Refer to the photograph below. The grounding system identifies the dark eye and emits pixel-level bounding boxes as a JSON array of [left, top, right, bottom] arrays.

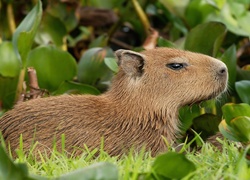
[[166, 63, 186, 70]]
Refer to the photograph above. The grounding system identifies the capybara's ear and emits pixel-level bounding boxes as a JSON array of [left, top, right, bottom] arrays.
[[115, 49, 145, 77]]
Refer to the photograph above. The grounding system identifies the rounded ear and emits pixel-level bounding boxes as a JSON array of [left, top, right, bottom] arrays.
[[115, 49, 145, 77]]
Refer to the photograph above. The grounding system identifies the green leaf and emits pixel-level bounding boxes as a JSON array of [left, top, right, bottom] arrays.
[[0, 76, 19, 109], [77, 47, 114, 90], [158, 0, 189, 18], [185, 0, 215, 27], [27, 45, 77, 92], [0, 42, 20, 109], [47, 1, 78, 32], [230, 116, 250, 142], [192, 114, 221, 139], [222, 103, 250, 125], [56, 162, 118, 180], [235, 80, 250, 104], [0, 145, 34, 180], [184, 22, 226, 56], [219, 119, 239, 141], [152, 152, 196, 179], [214, 1, 250, 37], [53, 81, 100, 95], [12, 0, 42, 67], [104, 57, 119, 73], [157, 37, 176, 48], [0, 42, 20, 77], [237, 67, 250, 80], [220, 45, 237, 89], [179, 105, 201, 132], [237, 12, 250, 34], [35, 12, 67, 47]]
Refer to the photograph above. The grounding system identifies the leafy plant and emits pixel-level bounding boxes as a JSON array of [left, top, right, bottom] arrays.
[[77, 47, 115, 91], [27, 45, 77, 92], [0, 145, 118, 180], [235, 80, 250, 104], [0, 42, 20, 109], [150, 152, 196, 179], [219, 103, 250, 143]]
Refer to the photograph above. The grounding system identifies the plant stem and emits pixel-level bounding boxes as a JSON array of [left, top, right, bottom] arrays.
[[15, 68, 26, 103], [131, 0, 151, 35], [7, 3, 16, 35]]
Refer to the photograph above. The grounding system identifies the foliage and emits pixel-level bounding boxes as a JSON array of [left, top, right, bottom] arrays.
[[0, 144, 118, 180], [1, 140, 250, 180], [219, 103, 250, 143], [77, 47, 114, 91], [150, 152, 196, 179], [27, 45, 77, 92], [0, 42, 20, 109]]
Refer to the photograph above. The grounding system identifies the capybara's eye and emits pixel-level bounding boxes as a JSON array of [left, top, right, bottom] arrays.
[[166, 63, 186, 70]]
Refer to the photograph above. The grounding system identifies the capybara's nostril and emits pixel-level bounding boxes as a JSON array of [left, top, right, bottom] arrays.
[[218, 67, 227, 76]]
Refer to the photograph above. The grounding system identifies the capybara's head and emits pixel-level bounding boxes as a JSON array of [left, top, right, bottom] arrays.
[[114, 48, 228, 109]]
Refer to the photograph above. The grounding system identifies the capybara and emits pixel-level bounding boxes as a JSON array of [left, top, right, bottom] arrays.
[[0, 48, 228, 157]]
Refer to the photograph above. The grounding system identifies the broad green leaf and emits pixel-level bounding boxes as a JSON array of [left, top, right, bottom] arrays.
[[27, 46, 77, 92], [152, 152, 196, 179], [35, 12, 67, 48], [237, 67, 250, 80], [206, 0, 226, 9], [0, 42, 20, 77], [158, 0, 189, 18], [192, 114, 221, 139], [230, 116, 250, 142], [157, 37, 176, 48], [179, 105, 201, 132], [217, 1, 250, 37], [0, 76, 19, 110], [207, 0, 250, 37], [77, 47, 114, 91], [53, 81, 100, 95], [0, 42, 20, 109], [56, 162, 118, 180], [47, 1, 78, 32], [219, 120, 240, 141], [0, 145, 33, 180], [235, 80, 250, 104], [104, 57, 118, 73], [229, 1, 245, 18], [222, 103, 250, 125], [185, 0, 215, 27], [184, 22, 226, 56], [220, 45, 237, 89], [12, 0, 42, 67]]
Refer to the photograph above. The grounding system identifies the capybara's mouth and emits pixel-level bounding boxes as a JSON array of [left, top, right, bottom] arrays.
[[187, 93, 220, 107]]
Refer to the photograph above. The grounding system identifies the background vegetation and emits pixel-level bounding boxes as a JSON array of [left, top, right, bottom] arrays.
[[0, 0, 250, 179]]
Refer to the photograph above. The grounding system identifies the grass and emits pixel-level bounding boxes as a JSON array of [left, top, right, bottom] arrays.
[[7, 137, 249, 180]]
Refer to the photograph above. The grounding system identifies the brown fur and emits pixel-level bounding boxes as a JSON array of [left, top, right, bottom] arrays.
[[0, 48, 228, 157]]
